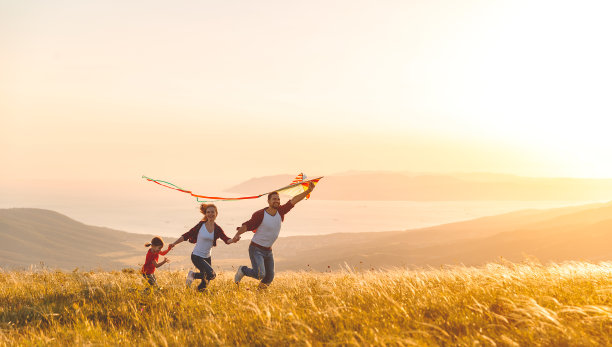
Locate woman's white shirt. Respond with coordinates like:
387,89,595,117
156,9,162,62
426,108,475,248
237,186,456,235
192,223,215,258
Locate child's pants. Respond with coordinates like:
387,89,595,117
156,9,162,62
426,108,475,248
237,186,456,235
142,273,157,286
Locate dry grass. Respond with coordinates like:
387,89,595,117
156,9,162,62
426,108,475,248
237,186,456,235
2,261,612,346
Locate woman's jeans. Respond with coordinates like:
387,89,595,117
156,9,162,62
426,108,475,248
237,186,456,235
191,254,216,291
242,243,275,285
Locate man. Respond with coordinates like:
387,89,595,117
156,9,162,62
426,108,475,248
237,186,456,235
232,181,316,288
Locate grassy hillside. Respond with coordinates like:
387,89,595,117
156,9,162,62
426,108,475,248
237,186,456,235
0,208,153,270
2,262,612,345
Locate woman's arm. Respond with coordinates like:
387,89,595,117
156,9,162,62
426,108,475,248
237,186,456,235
169,236,185,248
216,225,233,244
176,222,202,245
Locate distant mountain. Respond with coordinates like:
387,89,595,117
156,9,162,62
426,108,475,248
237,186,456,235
225,172,612,201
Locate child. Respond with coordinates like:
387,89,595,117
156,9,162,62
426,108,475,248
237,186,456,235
141,236,173,286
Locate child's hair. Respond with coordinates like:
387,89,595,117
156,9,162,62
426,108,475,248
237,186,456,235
199,203,218,221
145,236,164,248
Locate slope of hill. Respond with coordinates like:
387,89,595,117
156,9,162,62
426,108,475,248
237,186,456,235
226,172,612,201
259,201,612,270
0,208,151,270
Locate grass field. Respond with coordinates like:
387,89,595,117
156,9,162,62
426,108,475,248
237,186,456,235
2,261,612,346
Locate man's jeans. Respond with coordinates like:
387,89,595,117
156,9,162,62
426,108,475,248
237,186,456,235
242,243,275,285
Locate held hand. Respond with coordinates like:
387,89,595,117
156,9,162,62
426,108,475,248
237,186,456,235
307,181,315,192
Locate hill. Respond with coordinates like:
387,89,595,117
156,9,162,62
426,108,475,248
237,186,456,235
226,172,612,201
0,208,151,270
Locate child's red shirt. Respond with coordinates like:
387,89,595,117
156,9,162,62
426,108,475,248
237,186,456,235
141,247,171,274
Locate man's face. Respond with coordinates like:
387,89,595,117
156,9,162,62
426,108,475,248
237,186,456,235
268,194,280,208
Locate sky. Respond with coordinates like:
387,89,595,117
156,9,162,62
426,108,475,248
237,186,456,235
2,0,612,193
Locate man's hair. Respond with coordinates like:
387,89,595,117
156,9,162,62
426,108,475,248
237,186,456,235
268,192,280,201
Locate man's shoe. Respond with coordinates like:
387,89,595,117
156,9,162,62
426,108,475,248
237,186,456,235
234,266,245,284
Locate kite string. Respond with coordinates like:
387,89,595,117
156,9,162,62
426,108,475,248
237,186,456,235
142,175,187,191
143,175,265,201
142,175,322,202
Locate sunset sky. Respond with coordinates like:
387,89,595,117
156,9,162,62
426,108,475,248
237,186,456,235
2,0,612,190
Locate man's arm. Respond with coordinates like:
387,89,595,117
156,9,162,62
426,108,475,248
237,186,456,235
231,209,265,242
290,181,316,205
231,225,247,242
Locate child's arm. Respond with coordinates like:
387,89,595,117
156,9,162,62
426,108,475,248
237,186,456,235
154,257,170,268
159,244,173,256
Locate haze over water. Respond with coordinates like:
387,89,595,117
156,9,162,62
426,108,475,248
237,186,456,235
0,199,597,238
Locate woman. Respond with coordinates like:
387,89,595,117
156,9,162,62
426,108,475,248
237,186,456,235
169,203,239,291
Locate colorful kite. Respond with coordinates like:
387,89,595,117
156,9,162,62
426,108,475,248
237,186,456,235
142,173,322,202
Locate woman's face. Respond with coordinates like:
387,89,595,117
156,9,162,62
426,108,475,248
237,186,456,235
151,245,162,253
205,207,217,221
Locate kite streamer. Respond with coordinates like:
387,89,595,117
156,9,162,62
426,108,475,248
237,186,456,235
142,173,322,202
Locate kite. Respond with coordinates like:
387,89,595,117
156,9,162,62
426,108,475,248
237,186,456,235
142,173,322,202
